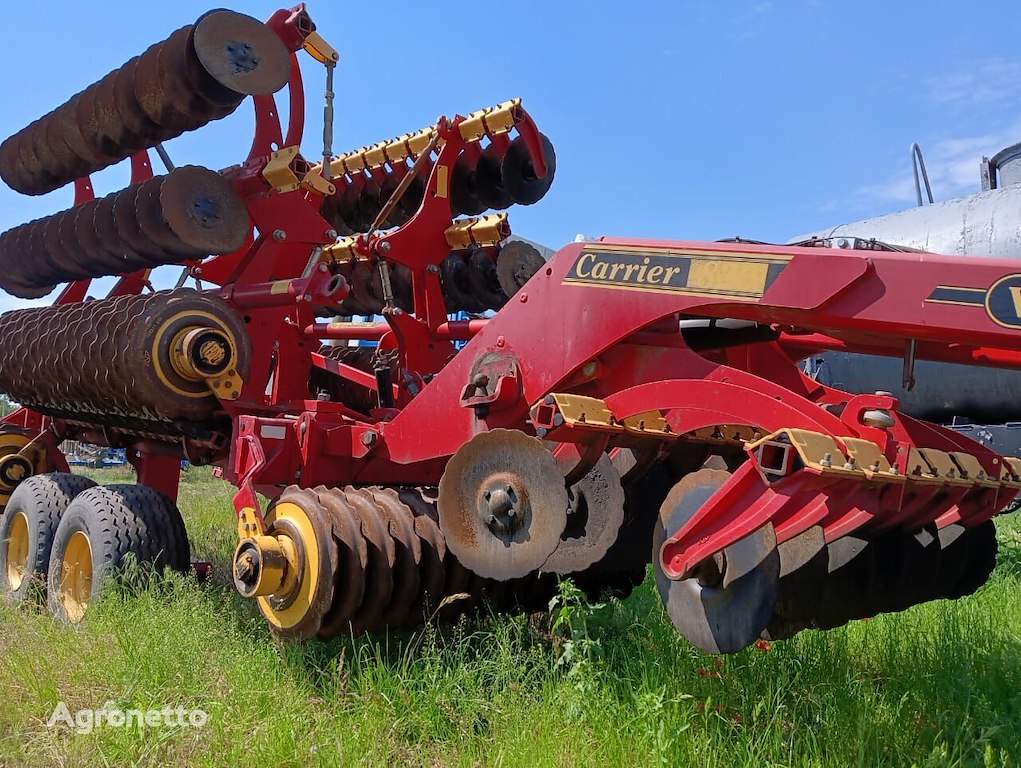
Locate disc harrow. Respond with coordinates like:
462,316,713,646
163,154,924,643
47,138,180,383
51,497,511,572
0,166,249,297
322,240,546,316
318,102,556,236
0,10,290,196
242,484,635,641
0,289,249,424
0,5,1018,657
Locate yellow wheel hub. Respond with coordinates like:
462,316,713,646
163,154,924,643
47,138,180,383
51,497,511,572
59,531,93,622
256,501,321,632
5,511,29,591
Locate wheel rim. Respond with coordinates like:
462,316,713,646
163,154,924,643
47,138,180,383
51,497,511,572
256,501,321,632
60,531,93,622
5,511,29,591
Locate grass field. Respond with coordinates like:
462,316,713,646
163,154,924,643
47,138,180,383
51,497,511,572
1,466,1020,767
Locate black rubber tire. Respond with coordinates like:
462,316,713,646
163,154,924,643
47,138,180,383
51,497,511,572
0,472,96,604
46,484,190,622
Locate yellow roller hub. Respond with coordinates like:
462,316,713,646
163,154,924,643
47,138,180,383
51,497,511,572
0,432,38,508
5,511,29,591
256,501,321,632
59,531,93,622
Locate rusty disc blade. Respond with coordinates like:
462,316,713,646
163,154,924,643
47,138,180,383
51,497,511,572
315,487,368,637
159,165,249,254
182,26,244,111
134,40,194,134
437,429,569,581
92,70,144,156
93,193,151,274
111,57,155,140
192,10,291,96
112,186,173,265
544,453,625,574
40,216,88,282
371,488,422,628
653,467,779,653
344,488,396,634
134,175,199,257
501,132,557,206
158,26,223,124
496,240,545,298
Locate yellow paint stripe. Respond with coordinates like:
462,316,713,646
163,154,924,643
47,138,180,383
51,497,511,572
687,258,768,295
435,165,449,198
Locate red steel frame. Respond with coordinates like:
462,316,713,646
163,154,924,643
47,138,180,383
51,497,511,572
4,5,1021,584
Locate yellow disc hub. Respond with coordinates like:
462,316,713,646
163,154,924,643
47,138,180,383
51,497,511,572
5,511,29,591
59,531,93,622
253,501,321,632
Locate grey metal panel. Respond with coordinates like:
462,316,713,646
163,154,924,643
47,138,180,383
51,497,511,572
790,185,1021,259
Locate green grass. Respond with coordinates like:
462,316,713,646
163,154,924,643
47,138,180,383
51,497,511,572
2,467,1021,767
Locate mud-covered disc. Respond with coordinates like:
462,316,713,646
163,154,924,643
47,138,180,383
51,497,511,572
437,429,569,581
192,10,291,96
544,453,626,574
159,165,250,254
496,239,545,298
653,467,779,653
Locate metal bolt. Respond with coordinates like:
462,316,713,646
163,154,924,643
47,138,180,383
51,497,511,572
318,263,328,272
379,241,391,253
273,229,287,241
875,390,893,397
820,452,833,468
843,461,855,470
326,229,338,240
426,264,440,274
362,431,378,446
581,361,598,377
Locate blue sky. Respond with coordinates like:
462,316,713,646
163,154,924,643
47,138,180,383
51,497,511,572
1,1,1019,309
